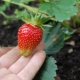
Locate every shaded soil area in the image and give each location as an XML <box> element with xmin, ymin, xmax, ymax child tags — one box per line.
<box><xmin>0</xmin><ymin>20</ymin><xmax>23</xmax><ymax>46</ymax></box>
<box><xmin>54</xmin><ymin>32</ymin><xmax>80</xmax><ymax>80</ymax></box>
<box><xmin>0</xmin><ymin>2</ymin><xmax>80</xmax><ymax>80</ymax></box>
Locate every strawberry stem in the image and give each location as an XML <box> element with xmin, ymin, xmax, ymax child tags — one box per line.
<box><xmin>3</xmin><ymin>0</ymin><xmax>56</xmax><ymax>21</ymax></box>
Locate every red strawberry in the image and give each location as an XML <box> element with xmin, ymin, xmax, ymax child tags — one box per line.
<box><xmin>18</xmin><ymin>23</ymin><xmax>43</xmax><ymax>56</ymax></box>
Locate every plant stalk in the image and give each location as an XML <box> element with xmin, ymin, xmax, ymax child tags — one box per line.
<box><xmin>3</xmin><ymin>0</ymin><xmax>56</xmax><ymax>21</ymax></box>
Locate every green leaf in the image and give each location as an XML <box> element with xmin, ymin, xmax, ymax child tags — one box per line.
<box><xmin>63</xmin><ymin>28</ymin><xmax>76</xmax><ymax>35</ymax></box>
<box><xmin>45</xmin><ymin>28</ymin><xmax>64</xmax><ymax>54</ymax></box>
<box><xmin>42</xmin><ymin>22</ymin><xmax>59</xmax><ymax>42</ymax></box>
<box><xmin>43</xmin><ymin>22</ymin><xmax>75</xmax><ymax>54</ymax></box>
<box><xmin>33</xmin><ymin>57</ymin><xmax>57</xmax><ymax>80</ymax></box>
<box><xmin>14</xmin><ymin>9</ymin><xmax>30</xmax><ymax>21</ymax></box>
<box><xmin>39</xmin><ymin>0</ymin><xmax>78</xmax><ymax>22</ymax></box>
<box><xmin>0</xmin><ymin>2</ymin><xmax>10</xmax><ymax>11</ymax></box>
<box><xmin>63</xmin><ymin>28</ymin><xmax>76</xmax><ymax>40</ymax></box>
<box><xmin>42</xmin><ymin>22</ymin><xmax>64</xmax><ymax>54</ymax></box>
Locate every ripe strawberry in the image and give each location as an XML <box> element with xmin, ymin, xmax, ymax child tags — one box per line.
<box><xmin>18</xmin><ymin>23</ymin><xmax>43</xmax><ymax>56</ymax></box>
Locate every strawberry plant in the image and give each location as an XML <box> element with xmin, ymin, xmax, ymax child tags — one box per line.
<box><xmin>1</xmin><ymin>0</ymin><xmax>78</xmax><ymax>80</ymax></box>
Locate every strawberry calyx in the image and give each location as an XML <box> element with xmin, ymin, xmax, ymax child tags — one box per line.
<box><xmin>25</xmin><ymin>14</ymin><xmax>43</xmax><ymax>26</ymax></box>
<box><xmin>23</xmin><ymin>13</ymin><xmax>51</xmax><ymax>30</ymax></box>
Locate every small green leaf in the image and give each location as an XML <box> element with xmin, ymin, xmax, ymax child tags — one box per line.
<box><xmin>3</xmin><ymin>20</ymin><xmax>9</xmax><ymax>25</ymax></box>
<box><xmin>63</xmin><ymin>28</ymin><xmax>76</xmax><ymax>35</ymax></box>
<box><xmin>33</xmin><ymin>57</ymin><xmax>57</xmax><ymax>80</ymax></box>
<box><xmin>39</xmin><ymin>0</ymin><xmax>78</xmax><ymax>22</ymax></box>
<box><xmin>62</xmin><ymin>28</ymin><xmax>76</xmax><ymax>40</ymax></box>
<box><xmin>0</xmin><ymin>2</ymin><xmax>10</xmax><ymax>11</ymax></box>
<box><xmin>14</xmin><ymin>9</ymin><xmax>30</xmax><ymax>21</ymax></box>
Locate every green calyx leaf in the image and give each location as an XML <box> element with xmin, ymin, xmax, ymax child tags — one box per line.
<box><xmin>33</xmin><ymin>57</ymin><xmax>57</xmax><ymax>80</ymax></box>
<box><xmin>26</xmin><ymin>13</ymin><xmax>51</xmax><ymax>27</ymax></box>
<box><xmin>39</xmin><ymin>0</ymin><xmax>78</xmax><ymax>22</ymax></box>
